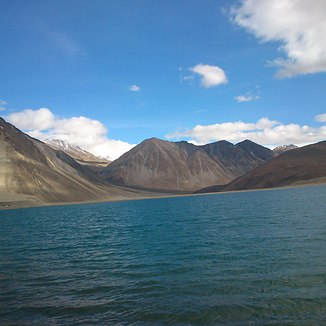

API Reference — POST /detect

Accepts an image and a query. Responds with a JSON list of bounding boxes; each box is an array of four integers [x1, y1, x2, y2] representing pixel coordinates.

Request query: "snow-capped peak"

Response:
[[45, 139, 110, 163]]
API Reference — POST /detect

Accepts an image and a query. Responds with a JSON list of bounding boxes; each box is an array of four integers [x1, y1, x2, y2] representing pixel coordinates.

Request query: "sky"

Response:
[[1, 0, 326, 159]]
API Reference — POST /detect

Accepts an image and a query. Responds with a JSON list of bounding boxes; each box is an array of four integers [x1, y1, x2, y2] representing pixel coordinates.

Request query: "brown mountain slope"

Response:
[[222, 141, 326, 191], [0, 118, 162, 208], [45, 138, 110, 174], [236, 139, 274, 162], [100, 138, 230, 191], [101, 138, 273, 191], [202, 140, 273, 176]]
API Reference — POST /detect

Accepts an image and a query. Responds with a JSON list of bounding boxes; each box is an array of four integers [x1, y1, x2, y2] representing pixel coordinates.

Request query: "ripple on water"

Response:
[[1, 185, 326, 325]]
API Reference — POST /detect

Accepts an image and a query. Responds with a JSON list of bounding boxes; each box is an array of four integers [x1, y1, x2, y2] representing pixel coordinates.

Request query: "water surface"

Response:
[[1, 185, 326, 325]]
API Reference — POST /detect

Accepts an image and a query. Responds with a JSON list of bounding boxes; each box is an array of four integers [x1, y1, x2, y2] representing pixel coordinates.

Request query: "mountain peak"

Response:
[[139, 137, 168, 146], [101, 136, 274, 191], [236, 139, 273, 161], [272, 144, 298, 156], [46, 139, 86, 153], [205, 140, 234, 147], [236, 139, 257, 146], [45, 139, 110, 164]]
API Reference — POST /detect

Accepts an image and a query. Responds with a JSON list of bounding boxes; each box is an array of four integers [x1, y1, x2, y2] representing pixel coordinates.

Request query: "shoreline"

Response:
[[0, 192, 189, 212], [1, 179, 326, 212]]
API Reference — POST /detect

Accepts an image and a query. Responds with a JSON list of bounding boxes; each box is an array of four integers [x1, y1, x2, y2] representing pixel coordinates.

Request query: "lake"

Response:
[[1, 185, 326, 325]]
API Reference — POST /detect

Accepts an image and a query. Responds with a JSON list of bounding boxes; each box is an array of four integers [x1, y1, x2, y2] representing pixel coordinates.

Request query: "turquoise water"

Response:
[[1, 185, 326, 325]]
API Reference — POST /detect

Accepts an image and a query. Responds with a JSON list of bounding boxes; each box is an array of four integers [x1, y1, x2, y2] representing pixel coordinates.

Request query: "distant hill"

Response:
[[221, 141, 326, 191], [0, 118, 160, 208], [100, 138, 273, 191]]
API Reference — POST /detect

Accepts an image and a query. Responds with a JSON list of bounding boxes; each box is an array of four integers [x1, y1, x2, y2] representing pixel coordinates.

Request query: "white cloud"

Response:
[[315, 113, 326, 123], [129, 85, 140, 92], [235, 95, 260, 102], [0, 100, 7, 106], [0, 107, 6, 112], [7, 108, 55, 130], [231, 0, 326, 78], [191, 64, 228, 88], [166, 116, 326, 147], [6, 108, 134, 160]]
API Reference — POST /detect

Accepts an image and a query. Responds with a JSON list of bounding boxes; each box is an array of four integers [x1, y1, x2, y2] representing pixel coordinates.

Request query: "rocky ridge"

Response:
[[0, 118, 162, 208], [100, 138, 274, 191]]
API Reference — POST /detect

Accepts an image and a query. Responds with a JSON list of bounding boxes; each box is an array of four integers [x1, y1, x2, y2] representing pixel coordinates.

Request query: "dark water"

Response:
[[1, 185, 326, 325]]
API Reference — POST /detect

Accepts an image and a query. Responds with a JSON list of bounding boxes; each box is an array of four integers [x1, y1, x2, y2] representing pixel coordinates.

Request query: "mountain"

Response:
[[46, 139, 110, 173], [272, 144, 298, 156], [100, 138, 273, 191], [100, 138, 229, 191], [202, 139, 274, 176], [236, 140, 274, 161], [46, 139, 110, 165], [221, 141, 326, 191], [0, 118, 161, 209]]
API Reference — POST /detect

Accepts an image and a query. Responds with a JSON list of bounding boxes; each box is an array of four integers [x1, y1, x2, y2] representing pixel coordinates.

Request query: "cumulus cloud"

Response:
[[191, 64, 228, 88], [0, 100, 7, 105], [7, 108, 55, 130], [129, 85, 140, 92], [235, 95, 260, 102], [166, 116, 326, 147], [6, 108, 135, 160], [231, 0, 326, 78]]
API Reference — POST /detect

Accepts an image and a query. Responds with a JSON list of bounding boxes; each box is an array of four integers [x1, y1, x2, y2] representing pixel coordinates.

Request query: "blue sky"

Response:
[[1, 0, 326, 159]]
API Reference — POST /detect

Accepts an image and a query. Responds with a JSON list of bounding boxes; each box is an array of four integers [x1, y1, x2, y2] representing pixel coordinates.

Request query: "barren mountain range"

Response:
[[0, 118, 163, 209], [0, 116, 325, 209], [222, 141, 326, 191], [100, 138, 274, 191]]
